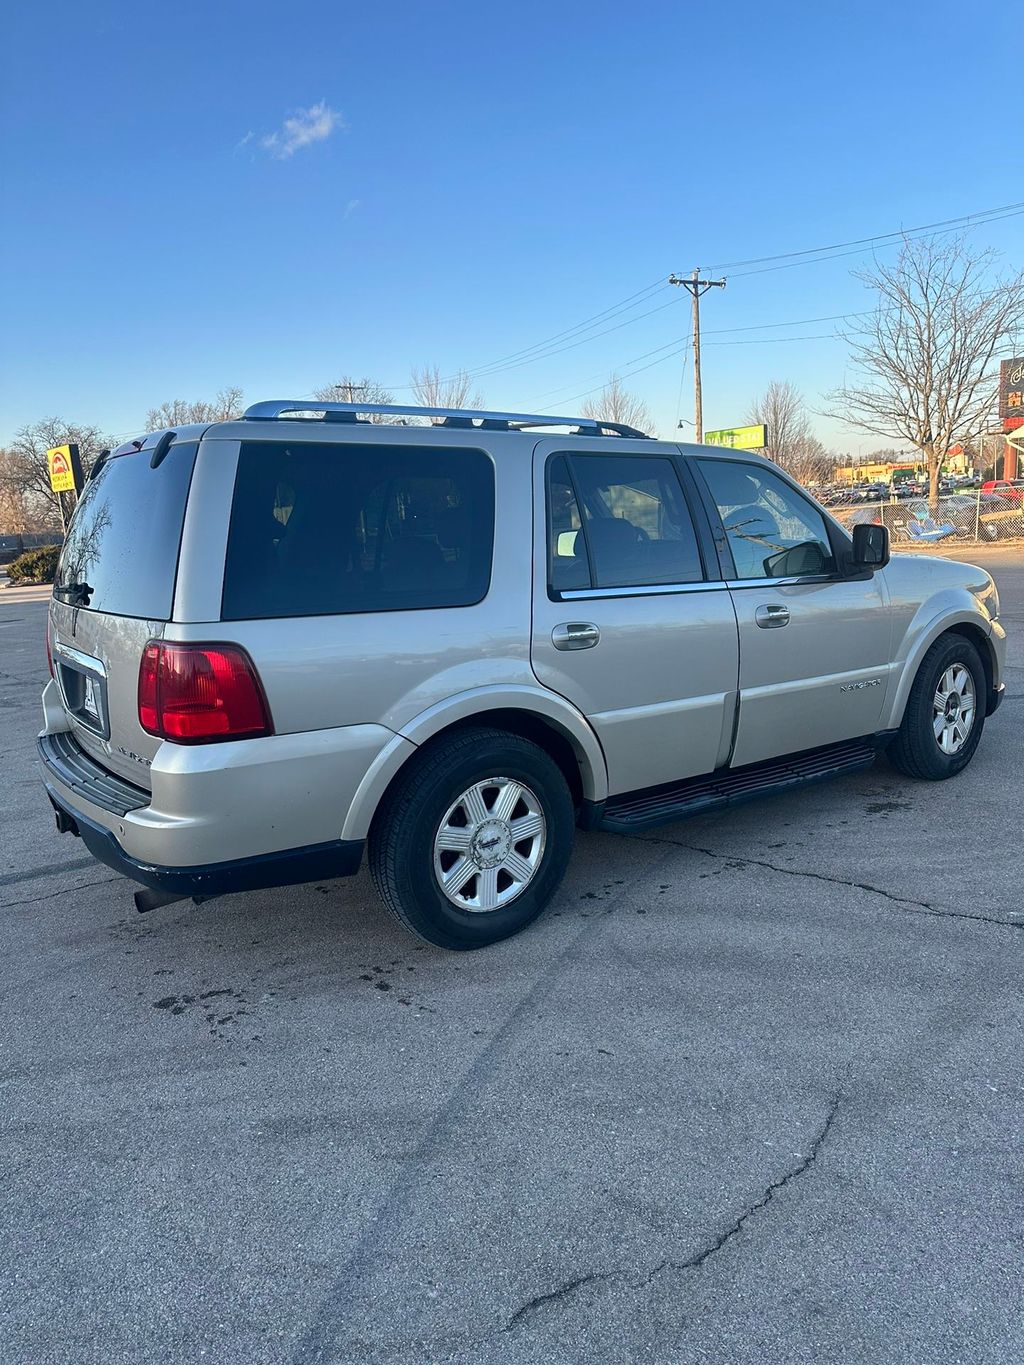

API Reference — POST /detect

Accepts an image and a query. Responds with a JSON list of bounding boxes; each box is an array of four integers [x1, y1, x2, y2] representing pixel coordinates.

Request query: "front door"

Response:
[[530, 443, 739, 796], [695, 456, 893, 769]]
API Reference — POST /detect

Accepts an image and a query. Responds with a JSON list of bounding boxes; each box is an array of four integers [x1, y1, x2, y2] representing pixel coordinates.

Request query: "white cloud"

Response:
[[343, 199, 361, 219], [259, 100, 343, 159]]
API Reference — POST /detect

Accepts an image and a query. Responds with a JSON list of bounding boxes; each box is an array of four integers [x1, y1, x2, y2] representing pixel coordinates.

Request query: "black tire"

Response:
[[888, 634, 986, 780], [368, 726, 575, 950], [980, 521, 999, 542]]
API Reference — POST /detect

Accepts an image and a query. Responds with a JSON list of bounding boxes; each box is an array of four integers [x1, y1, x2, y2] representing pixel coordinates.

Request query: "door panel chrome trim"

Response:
[[725, 575, 836, 590], [557, 580, 728, 601]]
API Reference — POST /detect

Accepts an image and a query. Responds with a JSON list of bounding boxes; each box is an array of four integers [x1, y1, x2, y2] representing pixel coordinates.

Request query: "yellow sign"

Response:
[[704, 424, 767, 450], [47, 445, 77, 494]]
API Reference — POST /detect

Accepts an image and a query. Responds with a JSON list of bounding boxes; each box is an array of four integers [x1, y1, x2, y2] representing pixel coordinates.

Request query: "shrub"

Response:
[[6, 543, 61, 584]]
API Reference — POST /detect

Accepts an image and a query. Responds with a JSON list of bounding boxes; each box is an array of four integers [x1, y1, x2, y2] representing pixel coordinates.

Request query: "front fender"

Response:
[[882, 599, 996, 730], [339, 684, 609, 841]]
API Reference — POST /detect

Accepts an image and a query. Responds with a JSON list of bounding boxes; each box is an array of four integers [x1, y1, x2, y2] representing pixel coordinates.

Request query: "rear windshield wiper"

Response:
[[54, 581, 93, 606]]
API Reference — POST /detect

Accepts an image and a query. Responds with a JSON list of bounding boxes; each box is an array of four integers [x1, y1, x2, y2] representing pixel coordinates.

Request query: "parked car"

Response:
[[39, 401, 1006, 949], [870, 494, 1024, 544], [952, 493, 1024, 541], [981, 479, 1024, 502]]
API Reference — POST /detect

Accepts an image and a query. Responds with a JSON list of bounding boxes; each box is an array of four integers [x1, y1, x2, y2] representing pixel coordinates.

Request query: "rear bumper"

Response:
[[43, 777, 363, 898], [37, 680, 397, 866]]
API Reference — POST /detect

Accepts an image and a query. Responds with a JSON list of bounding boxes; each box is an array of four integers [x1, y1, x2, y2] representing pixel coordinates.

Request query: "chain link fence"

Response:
[[831, 491, 1024, 545]]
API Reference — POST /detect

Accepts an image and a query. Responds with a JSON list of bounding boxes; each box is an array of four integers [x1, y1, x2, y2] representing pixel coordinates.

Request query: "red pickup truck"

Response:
[[981, 479, 1024, 502]]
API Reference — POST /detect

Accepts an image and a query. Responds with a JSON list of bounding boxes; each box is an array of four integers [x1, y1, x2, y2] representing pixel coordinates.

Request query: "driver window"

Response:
[[555, 453, 704, 590], [698, 459, 835, 580]]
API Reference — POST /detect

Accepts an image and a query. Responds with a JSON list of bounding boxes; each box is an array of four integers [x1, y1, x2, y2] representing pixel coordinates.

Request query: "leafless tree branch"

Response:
[[581, 375, 655, 434], [825, 236, 1024, 505]]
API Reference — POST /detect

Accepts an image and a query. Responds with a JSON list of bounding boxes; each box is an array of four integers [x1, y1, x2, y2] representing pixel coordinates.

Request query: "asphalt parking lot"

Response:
[[1, 547, 1022, 1365]]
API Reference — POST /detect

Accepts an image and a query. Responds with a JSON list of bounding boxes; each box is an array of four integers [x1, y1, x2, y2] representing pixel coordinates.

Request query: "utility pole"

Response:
[[669, 269, 726, 442]]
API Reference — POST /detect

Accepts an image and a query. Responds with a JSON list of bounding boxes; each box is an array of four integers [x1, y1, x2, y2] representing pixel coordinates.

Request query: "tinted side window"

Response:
[[548, 453, 703, 592], [54, 441, 199, 619], [698, 459, 835, 580], [222, 442, 494, 620]]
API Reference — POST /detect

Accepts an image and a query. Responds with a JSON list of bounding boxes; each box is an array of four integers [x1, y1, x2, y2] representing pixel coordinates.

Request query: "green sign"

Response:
[[703, 424, 767, 450]]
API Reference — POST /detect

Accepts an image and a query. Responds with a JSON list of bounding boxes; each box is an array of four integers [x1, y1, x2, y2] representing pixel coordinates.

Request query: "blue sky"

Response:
[[2, 0, 1021, 451]]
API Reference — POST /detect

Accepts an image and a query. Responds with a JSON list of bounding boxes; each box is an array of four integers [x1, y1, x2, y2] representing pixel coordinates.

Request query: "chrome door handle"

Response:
[[755, 604, 790, 628], [552, 622, 601, 651]]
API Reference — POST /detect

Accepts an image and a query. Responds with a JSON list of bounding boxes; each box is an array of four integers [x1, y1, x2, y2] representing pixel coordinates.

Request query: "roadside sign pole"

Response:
[[46, 443, 82, 536]]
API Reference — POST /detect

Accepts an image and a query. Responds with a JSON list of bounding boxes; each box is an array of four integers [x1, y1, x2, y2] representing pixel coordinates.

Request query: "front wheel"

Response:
[[368, 727, 575, 949], [888, 634, 985, 780]]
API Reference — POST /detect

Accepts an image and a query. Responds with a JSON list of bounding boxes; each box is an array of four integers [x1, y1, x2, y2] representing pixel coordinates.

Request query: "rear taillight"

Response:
[[138, 642, 272, 743]]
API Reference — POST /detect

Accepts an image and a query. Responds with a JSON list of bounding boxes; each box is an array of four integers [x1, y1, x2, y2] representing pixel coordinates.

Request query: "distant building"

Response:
[[834, 450, 970, 485]]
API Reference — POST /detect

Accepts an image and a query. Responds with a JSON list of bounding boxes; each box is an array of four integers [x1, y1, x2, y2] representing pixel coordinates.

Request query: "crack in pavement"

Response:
[[638, 1091, 841, 1285], [285, 851, 686, 1365], [500, 1094, 843, 1335], [627, 834, 1023, 931], [0, 874, 122, 911]]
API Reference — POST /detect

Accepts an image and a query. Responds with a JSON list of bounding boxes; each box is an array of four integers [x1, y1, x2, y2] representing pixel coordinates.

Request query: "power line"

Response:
[[448, 202, 1024, 389], [295, 198, 1023, 407], [726, 210, 1024, 279], [451, 292, 682, 383], [704, 200, 1024, 271], [532, 312, 864, 403], [705, 332, 839, 345], [391, 277, 671, 391], [552, 330, 841, 409], [704, 310, 865, 335]]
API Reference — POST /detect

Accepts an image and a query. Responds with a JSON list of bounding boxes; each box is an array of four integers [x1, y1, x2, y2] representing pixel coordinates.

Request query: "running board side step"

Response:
[[599, 737, 882, 834]]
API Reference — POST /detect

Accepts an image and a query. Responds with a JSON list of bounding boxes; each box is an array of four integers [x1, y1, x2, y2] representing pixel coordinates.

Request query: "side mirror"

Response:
[[762, 540, 828, 578], [850, 522, 889, 571]]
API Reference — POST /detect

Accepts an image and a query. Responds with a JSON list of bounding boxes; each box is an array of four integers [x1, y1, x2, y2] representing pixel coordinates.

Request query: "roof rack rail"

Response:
[[241, 400, 650, 439]]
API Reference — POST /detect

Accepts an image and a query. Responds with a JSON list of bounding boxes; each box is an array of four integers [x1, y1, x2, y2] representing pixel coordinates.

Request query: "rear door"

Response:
[[694, 455, 893, 768], [530, 442, 739, 796], [48, 437, 201, 788]]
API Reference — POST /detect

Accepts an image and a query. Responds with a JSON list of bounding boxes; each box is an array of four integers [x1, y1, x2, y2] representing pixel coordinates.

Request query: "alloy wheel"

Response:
[[433, 777, 546, 912]]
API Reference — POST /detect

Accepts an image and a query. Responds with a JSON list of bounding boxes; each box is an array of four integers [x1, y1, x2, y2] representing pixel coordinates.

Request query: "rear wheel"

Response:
[[888, 634, 985, 780], [369, 727, 575, 949]]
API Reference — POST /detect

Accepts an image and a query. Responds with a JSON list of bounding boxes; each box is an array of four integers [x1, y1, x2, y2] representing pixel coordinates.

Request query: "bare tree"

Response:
[[826, 236, 1024, 507], [4, 418, 113, 522], [313, 376, 395, 422], [581, 375, 655, 434], [786, 434, 835, 488], [0, 451, 51, 534], [145, 387, 244, 430], [746, 380, 804, 462], [410, 365, 484, 416], [745, 380, 833, 486]]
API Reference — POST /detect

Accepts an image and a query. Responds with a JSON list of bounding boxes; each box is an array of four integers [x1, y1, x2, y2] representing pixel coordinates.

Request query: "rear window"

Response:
[[54, 441, 199, 619], [221, 441, 495, 620]]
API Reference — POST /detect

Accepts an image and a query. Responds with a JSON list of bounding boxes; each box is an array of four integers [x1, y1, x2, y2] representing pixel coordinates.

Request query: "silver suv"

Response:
[[40, 400, 1006, 949]]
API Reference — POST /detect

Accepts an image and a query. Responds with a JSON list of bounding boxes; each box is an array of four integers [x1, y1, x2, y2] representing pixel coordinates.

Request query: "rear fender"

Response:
[[339, 685, 608, 841]]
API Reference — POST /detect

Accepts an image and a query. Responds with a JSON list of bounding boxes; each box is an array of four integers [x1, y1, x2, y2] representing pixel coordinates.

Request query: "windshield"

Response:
[[54, 441, 199, 619]]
